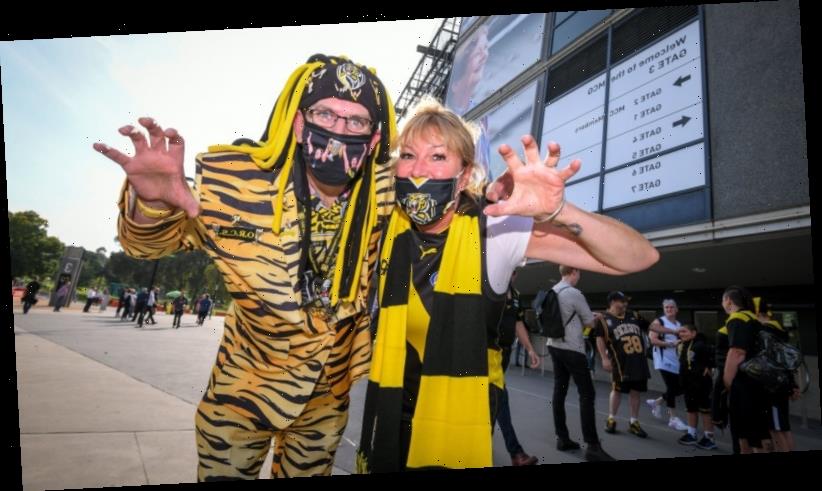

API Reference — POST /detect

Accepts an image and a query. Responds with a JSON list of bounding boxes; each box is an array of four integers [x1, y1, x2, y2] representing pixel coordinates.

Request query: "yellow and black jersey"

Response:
[[726, 310, 761, 362], [117, 150, 394, 428], [595, 312, 650, 382]]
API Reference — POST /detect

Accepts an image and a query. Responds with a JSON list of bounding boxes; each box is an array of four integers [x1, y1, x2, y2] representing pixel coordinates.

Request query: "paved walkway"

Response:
[[13, 304, 822, 489]]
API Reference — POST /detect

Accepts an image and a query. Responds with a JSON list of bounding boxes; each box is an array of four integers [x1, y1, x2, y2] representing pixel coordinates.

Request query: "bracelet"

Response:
[[135, 197, 174, 219], [533, 197, 566, 223]]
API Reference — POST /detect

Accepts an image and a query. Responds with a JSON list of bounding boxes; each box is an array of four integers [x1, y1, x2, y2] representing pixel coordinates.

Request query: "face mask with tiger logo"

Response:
[[395, 172, 463, 226]]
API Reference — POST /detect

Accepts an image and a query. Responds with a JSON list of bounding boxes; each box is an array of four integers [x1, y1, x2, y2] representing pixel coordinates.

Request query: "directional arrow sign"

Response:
[[673, 115, 691, 127], [606, 102, 703, 168], [674, 74, 692, 87]]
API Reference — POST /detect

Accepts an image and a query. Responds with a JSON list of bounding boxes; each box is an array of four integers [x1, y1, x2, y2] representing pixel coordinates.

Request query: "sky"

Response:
[[2, 19, 445, 255]]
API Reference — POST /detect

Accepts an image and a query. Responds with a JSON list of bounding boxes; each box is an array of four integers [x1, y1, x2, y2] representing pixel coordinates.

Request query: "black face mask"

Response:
[[301, 121, 372, 186], [395, 175, 461, 226]]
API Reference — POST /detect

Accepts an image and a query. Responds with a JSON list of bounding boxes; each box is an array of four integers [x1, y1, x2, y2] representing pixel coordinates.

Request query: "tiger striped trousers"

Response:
[[195, 370, 350, 479]]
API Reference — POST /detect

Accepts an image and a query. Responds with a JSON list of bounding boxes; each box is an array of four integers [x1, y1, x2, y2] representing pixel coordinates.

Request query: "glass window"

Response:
[[460, 16, 480, 35], [565, 176, 600, 212], [694, 311, 722, 344], [775, 311, 806, 351], [446, 14, 545, 116], [551, 9, 611, 55], [554, 11, 574, 25], [472, 81, 538, 181]]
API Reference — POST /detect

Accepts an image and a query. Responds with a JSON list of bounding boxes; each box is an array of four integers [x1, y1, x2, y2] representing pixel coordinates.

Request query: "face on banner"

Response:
[[474, 116, 491, 179]]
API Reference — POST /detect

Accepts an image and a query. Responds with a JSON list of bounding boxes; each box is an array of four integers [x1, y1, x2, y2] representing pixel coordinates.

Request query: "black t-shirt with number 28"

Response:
[[595, 311, 651, 382]]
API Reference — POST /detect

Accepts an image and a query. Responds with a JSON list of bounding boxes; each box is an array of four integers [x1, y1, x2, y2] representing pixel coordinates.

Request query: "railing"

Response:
[[394, 18, 462, 122]]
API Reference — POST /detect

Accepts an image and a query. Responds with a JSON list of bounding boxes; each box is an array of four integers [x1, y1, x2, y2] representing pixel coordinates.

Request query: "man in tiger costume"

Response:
[[94, 54, 397, 479]]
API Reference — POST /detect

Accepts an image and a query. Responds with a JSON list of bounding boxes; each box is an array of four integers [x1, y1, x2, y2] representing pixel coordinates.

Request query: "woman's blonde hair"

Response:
[[395, 96, 488, 198]]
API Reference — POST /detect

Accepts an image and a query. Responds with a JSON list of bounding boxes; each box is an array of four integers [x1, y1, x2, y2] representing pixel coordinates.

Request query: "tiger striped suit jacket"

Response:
[[118, 151, 394, 427]]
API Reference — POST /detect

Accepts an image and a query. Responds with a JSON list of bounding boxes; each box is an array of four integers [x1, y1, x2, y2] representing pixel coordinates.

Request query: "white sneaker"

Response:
[[668, 417, 689, 431], [646, 399, 663, 419]]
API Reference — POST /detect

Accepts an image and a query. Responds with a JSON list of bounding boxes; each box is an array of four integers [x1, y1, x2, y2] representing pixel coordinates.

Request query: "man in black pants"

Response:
[[172, 292, 188, 329], [197, 293, 212, 326], [596, 291, 652, 440], [721, 285, 771, 453], [493, 276, 540, 466], [548, 265, 615, 461], [134, 287, 149, 327], [115, 287, 125, 318], [647, 299, 688, 431], [144, 287, 159, 325], [22, 277, 40, 314]]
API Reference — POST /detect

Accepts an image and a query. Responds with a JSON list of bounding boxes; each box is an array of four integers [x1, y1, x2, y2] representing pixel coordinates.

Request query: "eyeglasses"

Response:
[[304, 108, 373, 134]]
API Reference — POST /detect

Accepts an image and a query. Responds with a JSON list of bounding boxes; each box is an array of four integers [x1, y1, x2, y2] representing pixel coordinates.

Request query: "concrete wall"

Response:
[[704, 0, 809, 220]]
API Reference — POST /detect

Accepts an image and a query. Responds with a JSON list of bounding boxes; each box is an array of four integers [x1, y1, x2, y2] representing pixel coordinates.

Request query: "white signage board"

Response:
[[608, 20, 702, 100], [565, 176, 601, 212], [605, 100, 703, 168], [602, 143, 705, 209], [606, 66, 703, 166], [539, 18, 706, 214], [606, 20, 704, 169], [542, 74, 606, 180]]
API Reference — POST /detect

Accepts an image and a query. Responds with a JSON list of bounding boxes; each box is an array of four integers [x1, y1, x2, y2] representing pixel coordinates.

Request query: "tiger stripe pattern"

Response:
[[118, 150, 394, 478]]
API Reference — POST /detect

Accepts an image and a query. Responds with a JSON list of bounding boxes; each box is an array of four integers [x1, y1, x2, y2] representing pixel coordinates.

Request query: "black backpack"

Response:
[[740, 327, 803, 394], [531, 286, 576, 340]]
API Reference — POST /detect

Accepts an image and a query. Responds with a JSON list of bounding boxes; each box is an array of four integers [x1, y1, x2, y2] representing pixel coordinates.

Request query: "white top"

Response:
[[485, 213, 533, 295], [546, 280, 596, 355], [653, 316, 681, 373]]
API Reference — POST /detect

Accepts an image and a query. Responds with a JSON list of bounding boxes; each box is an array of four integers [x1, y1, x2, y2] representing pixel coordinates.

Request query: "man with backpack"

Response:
[[545, 265, 615, 461], [721, 285, 771, 453]]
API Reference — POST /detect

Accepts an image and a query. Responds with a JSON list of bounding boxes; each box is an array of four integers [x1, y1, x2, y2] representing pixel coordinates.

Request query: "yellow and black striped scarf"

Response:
[[207, 57, 397, 306], [356, 200, 495, 473]]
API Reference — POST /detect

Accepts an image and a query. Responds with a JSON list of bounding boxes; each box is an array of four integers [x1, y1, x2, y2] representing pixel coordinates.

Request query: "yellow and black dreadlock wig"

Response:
[[208, 54, 398, 305]]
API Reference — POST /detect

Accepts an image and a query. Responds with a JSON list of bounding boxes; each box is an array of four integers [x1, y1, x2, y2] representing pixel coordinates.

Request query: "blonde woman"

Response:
[[357, 99, 659, 472]]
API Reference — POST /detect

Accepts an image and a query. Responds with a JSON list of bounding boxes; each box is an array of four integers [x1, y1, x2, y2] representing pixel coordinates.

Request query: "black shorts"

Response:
[[612, 379, 648, 394], [729, 377, 771, 447], [683, 375, 712, 414], [768, 393, 791, 432]]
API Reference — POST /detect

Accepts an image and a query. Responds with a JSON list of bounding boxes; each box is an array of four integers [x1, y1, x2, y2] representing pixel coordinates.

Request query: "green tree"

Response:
[[8, 211, 65, 280], [104, 251, 151, 290], [79, 247, 109, 288], [203, 263, 230, 305], [106, 247, 230, 306]]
